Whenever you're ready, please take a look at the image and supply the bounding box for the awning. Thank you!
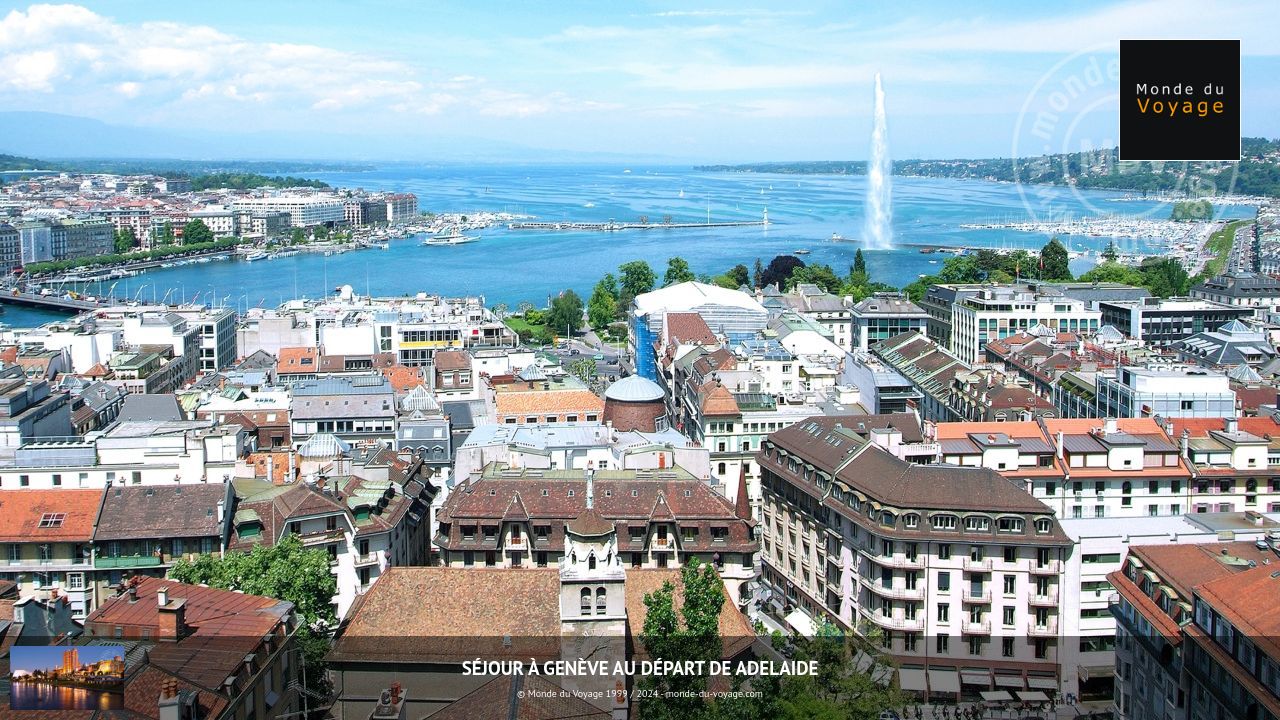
[960,669,991,685]
[1017,690,1050,702]
[898,667,928,692]
[980,690,1013,702]
[784,609,816,638]
[928,668,961,694]
[1026,677,1059,690]
[994,674,1023,688]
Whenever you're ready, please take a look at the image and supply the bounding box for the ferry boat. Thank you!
[243,251,268,262]
[794,249,811,255]
[424,230,479,246]
[831,232,846,241]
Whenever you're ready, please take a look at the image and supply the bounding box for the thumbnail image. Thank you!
[8,645,125,711]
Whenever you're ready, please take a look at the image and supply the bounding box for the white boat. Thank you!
[424,230,479,246]
[583,202,596,208]
[244,251,268,262]
[794,249,811,255]
[831,232,846,241]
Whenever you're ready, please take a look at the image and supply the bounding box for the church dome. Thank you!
[604,375,664,403]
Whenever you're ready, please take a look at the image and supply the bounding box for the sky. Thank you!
[9,645,123,675]
[0,1,1278,162]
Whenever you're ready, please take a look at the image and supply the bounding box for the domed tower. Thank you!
[602,375,667,432]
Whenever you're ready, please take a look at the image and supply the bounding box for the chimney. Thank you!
[1180,429,1190,459]
[1055,431,1064,460]
[585,463,595,509]
[369,683,408,720]
[216,498,225,524]
[1225,417,1239,434]
[157,586,168,607]
[1103,418,1118,435]
[157,593,187,642]
[157,678,196,720]
[128,586,138,603]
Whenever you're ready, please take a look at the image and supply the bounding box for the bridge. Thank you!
[0,289,104,313]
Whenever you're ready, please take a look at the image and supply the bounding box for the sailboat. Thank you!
[679,189,685,198]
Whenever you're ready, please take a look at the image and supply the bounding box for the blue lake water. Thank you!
[4,165,1255,327]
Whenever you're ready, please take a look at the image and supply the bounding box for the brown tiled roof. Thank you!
[625,569,755,661]
[566,507,613,536]
[245,451,296,485]
[698,381,739,416]
[1170,416,1280,438]
[495,390,604,418]
[328,567,563,663]
[665,312,718,346]
[380,365,425,393]
[1195,564,1280,660]
[276,347,316,374]
[84,362,112,378]
[94,484,225,542]
[0,489,102,542]
[124,664,229,720]
[434,349,472,371]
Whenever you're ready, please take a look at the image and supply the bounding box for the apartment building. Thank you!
[230,195,345,227]
[1099,297,1252,346]
[1109,541,1280,720]
[872,331,970,422]
[0,222,21,272]
[0,364,74,462]
[759,416,1073,699]
[384,193,419,223]
[290,375,397,446]
[851,293,929,352]
[0,489,100,617]
[433,464,759,605]
[1191,270,1280,317]
[773,283,855,351]
[1169,416,1280,514]
[1092,366,1238,419]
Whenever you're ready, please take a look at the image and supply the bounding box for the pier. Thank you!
[508,213,769,233]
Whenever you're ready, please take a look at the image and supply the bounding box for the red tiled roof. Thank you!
[1169,416,1280,438]
[433,349,472,371]
[665,312,717,346]
[0,489,102,542]
[275,347,316,374]
[380,365,424,394]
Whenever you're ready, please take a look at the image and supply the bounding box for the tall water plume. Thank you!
[863,73,893,250]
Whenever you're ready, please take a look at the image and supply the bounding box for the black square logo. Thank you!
[1119,39,1240,161]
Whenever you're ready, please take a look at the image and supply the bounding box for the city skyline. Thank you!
[0,1,1278,161]
[9,645,123,676]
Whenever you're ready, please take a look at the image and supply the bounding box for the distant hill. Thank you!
[697,138,1280,197]
[0,152,48,171]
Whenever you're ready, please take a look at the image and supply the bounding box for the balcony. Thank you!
[299,529,345,547]
[1028,618,1059,637]
[95,555,164,569]
[353,552,381,567]
[861,548,924,569]
[651,537,675,552]
[963,588,992,603]
[962,619,992,634]
[868,613,924,631]
[1029,593,1059,607]
[864,579,925,601]
[506,536,526,550]
[1029,560,1062,575]
[5,558,93,569]
[962,557,993,571]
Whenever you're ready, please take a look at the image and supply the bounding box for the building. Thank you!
[431,349,474,398]
[95,206,154,246]
[384,193,418,223]
[1093,365,1238,419]
[230,195,344,227]
[850,293,929,352]
[1098,297,1252,346]
[488,369,604,426]
[83,576,300,720]
[0,222,20,272]
[1169,416,1280,514]
[92,483,231,606]
[328,561,755,720]
[950,285,1101,364]
[1174,319,1278,371]
[290,376,397,446]
[774,284,855,351]
[839,351,924,415]
[758,416,1074,698]
[187,207,240,238]
[433,463,758,605]
[602,375,667,432]
[228,442,435,618]
[0,488,101,616]
[1108,541,1280,720]
[15,216,113,264]
[630,282,768,381]
[1191,270,1280,317]
[871,331,970,422]
[242,210,291,239]
[0,365,74,463]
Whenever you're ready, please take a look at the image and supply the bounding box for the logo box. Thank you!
[1119,39,1240,161]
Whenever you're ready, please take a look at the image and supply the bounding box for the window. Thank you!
[1002,637,1015,657]
[19,475,29,487]
[937,572,950,592]
[51,474,61,487]
[937,603,950,623]
[996,517,1024,533]
[37,513,65,529]
[1003,607,1015,626]
[1003,546,1017,563]
[938,544,951,560]
[580,588,592,616]
[936,635,949,654]
[1002,575,1016,595]
[485,551,496,567]
[1035,518,1052,534]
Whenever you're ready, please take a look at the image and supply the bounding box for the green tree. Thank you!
[1039,238,1072,280]
[546,289,585,336]
[765,623,908,720]
[113,228,137,254]
[725,264,750,288]
[663,257,696,286]
[182,219,214,246]
[567,357,597,385]
[1102,240,1119,262]
[619,260,657,298]
[313,225,330,241]
[169,534,337,702]
[752,258,764,288]
[588,276,619,329]
[637,558,724,720]
[1140,257,1191,297]
[789,263,842,293]
[290,227,306,245]
[759,255,806,289]
[158,222,176,246]
[853,249,867,276]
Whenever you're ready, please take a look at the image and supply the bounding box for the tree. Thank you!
[664,257,696,287]
[726,264,750,288]
[1140,257,1191,297]
[567,357,597,385]
[1102,240,1119,262]
[758,255,806,290]
[113,228,136,254]
[637,559,725,720]
[588,276,619,329]
[853,249,867,276]
[158,222,176,247]
[169,535,337,703]
[290,227,306,245]
[619,260,657,299]
[492,302,509,319]
[764,622,908,720]
[1039,238,1072,281]
[516,301,535,316]
[313,225,330,241]
[182,219,214,246]
[1078,261,1143,285]
[546,289,585,336]
[789,263,842,293]
[752,258,764,288]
